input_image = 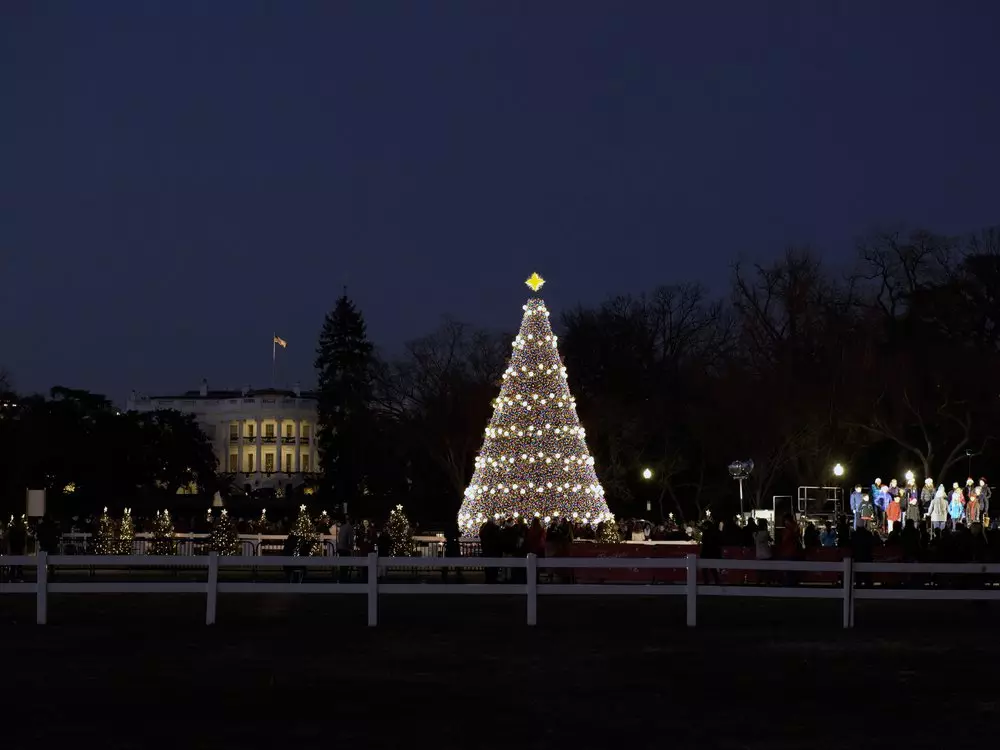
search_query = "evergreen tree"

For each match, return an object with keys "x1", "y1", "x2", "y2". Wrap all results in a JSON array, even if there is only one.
[
  {"x1": 116, "y1": 507, "x2": 135, "y2": 555},
  {"x1": 458, "y1": 273, "x2": 612, "y2": 533},
  {"x1": 291, "y1": 503, "x2": 319, "y2": 556},
  {"x1": 210, "y1": 509, "x2": 240, "y2": 555},
  {"x1": 149, "y1": 510, "x2": 176, "y2": 555},
  {"x1": 386, "y1": 504, "x2": 413, "y2": 556},
  {"x1": 94, "y1": 506, "x2": 117, "y2": 555},
  {"x1": 250, "y1": 507, "x2": 268, "y2": 533},
  {"x1": 315, "y1": 294, "x2": 376, "y2": 511},
  {"x1": 598, "y1": 516, "x2": 622, "y2": 543}
]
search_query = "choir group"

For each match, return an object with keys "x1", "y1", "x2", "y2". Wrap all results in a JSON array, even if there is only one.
[{"x1": 850, "y1": 476, "x2": 992, "y2": 533}]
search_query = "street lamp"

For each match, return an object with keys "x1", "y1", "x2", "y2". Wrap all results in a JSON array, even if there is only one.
[
  {"x1": 833, "y1": 463, "x2": 845, "y2": 478},
  {"x1": 641, "y1": 467, "x2": 653, "y2": 512},
  {"x1": 904, "y1": 470, "x2": 915, "y2": 484}
]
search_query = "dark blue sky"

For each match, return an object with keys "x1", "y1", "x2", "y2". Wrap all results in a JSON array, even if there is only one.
[{"x1": 3, "y1": 1, "x2": 998, "y2": 402}]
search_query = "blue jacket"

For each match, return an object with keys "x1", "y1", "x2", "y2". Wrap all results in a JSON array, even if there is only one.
[
  {"x1": 948, "y1": 496, "x2": 965, "y2": 520},
  {"x1": 875, "y1": 488, "x2": 890, "y2": 511},
  {"x1": 850, "y1": 491, "x2": 863, "y2": 513}
]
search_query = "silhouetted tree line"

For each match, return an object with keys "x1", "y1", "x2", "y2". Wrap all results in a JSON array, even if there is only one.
[
  {"x1": 0, "y1": 385, "x2": 217, "y2": 518},
  {"x1": 4, "y1": 226, "x2": 998, "y2": 525}
]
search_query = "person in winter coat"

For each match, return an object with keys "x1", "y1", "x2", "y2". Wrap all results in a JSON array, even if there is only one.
[
  {"x1": 871, "y1": 478, "x2": 884, "y2": 528},
  {"x1": 886, "y1": 495, "x2": 902, "y2": 533},
  {"x1": 920, "y1": 478, "x2": 936, "y2": 517},
  {"x1": 859, "y1": 493, "x2": 876, "y2": 530},
  {"x1": 904, "y1": 482, "x2": 922, "y2": 525},
  {"x1": 850, "y1": 485, "x2": 864, "y2": 528},
  {"x1": 967, "y1": 488, "x2": 984, "y2": 525},
  {"x1": 948, "y1": 485, "x2": 966, "y2": 526},
  {"x1": 929, "y1": 486, "x2": 949, "y2": 531},
  {"x1": 979, "y1": 478, "x2": 992, "y2": 525}
]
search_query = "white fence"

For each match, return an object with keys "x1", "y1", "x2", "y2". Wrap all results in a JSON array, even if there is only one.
[{"x1": 4, "y1": 553, "x2": 1000, "y2": 627}]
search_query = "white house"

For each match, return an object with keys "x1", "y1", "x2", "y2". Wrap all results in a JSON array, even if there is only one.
[{"x1": 126, "y1": 380, "x2": 320, "y2": 491}]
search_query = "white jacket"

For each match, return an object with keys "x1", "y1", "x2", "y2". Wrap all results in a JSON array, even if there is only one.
[{"x1": 929, "y1": 493, "x2": 949, "y2": 523}]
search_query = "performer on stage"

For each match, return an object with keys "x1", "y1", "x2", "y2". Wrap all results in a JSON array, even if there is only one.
[
  {"x1": 858, "y1": 493, "x2": 876, "y2": 530},
  {"x1": 929, "y1": 485, "x2": 948, "y2": 531},
  {"x1": 920, "y1": 478, "x2": 935, "y2": 518},
  {"x1": 904, "y1": 478, "x2": 921, "y2": 525},
  {"x1": 949, "y1": 483, "x2": 966, "y2": 526},
  {"x1": 850, "y1": 485, "x2": 864, "y2": 529}
]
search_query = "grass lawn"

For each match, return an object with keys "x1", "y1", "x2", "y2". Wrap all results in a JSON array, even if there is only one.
[{"x1": 2, "y1": 591, "x2": 999, "y2": 748}]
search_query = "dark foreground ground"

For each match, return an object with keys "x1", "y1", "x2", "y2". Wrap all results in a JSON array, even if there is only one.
[{"x1": 2, "y1": 593, "x2": 998, "y2": 749}]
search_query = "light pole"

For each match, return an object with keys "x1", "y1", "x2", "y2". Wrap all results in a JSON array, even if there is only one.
[
  {"x1": 833, "y1": 463, "x2": 845, "y2": 479},
  {"x1": 641, "y1": 467, "x2": 653, "y2": 515},
  {"x1": 728, "y1": 460, "x2": 754, "y2": 519}
]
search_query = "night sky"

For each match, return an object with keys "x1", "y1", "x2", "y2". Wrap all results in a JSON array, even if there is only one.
[{"x1": 3, "y1": 2, "x2": 998, "y2": 402}]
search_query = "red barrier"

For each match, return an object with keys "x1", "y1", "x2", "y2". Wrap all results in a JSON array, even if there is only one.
[{"x1": 569, "y1": 543, "x2": 696, "y2": 583}]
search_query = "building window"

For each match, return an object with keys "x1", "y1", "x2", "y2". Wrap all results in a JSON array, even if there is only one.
[
  {"x1": 265, "y1": 423, "x2": 275, "y2": 438},
  {"x1": 246, "y1": 454, "x2": 255, "y2": 473},
  {"x1": 229, "y1": 424, "x2": 238, "y2": 439},
  {"x1": 284, "y1": 453, "x2": 293, "y2": 473},
  {"x1": 229, "y1": 454, "x2": 238, "y2": 472},
  {"x1": 302, "y1": 424, "x2": 311, "y2": 439},
  {"x1": 265, "y1": 453, "x2": 275, "y2": 473},
  {"x1": 285, "y1": 423, "x2": 293, "y2": 438},
  {"x1": 302, "y1": 453, "x2": 311, "y2": 472},
  {"x1": 246, "y1": 423, "x2": 255, "y2": 438}
]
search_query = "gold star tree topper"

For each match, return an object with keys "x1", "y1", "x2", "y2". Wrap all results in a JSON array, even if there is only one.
[{"x1": 525, "y1": 272, "x2": 546, "y2": 293}]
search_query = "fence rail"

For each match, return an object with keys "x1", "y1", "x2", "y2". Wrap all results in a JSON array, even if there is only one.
[{"x1": 4, "y1": 553, "x2": 1000, "y2": 627}]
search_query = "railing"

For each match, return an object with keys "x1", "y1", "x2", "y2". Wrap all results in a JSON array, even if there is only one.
[{"x1": 4, "y1": 553, "x2": 1000, "y2": 627}]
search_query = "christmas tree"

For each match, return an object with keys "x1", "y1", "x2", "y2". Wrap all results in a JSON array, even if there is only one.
[
  {"x1": 250, "y1": 508, "x2": 268, "y2": 533},
  {"x1": 116, "y1": 508, "x2": 135, "y2": 555},
  {"x1": 387, "y1": 504, "x2": 413, "y2": 556},
  {"x1": 149, "y1": 510, "x2": 176, "y2": 555},
  {"x1": 458, "y1": 273, "x2": 612, "y2": 533},
  {"x1": 210, "y1": 509, "x2": 241, "y2": 555},
  {"x1": 291, "y1": 503, "x2": 319, "y2": 556},
  {"x1": 598, "y1": 515, "x2": 622, "y2": 543},
  {"x1": 94, "y1": 507, "x2": 117, "y2": 555}
]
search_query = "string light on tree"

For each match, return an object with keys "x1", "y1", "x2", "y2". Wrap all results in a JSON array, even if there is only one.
[
  {"x1": 116, "y1": 507, "x2": 135, "y2": 555},
  {"x1": 387, "y1": 504, "x2": 414, "y2": 556},
  {"x1": 292, "y1": 503, "x2": 319, "y2": 556},
  {"x1": 210, "y1": 509, "x2": 241, "y2": 555},
  {"x1": 95, "y1": 506, "x2": 116, "y2": 555},
  {"x1": 457, "y1": 273, "x2": 612, "y2": 533},
  {"x1": 149, "y1": 510, "x2": 176, "y2": 555}
]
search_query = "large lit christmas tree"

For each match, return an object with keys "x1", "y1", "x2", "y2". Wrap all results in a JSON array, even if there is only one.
[
  {"x1": 458, "y1": 273, "x2": 611, "y2": 534},
  {"x1": 116, "y1": 508, "x2": 135, "y2": 555},
  {"x1": 94, "y1": 507, "x2": 117, "y2": 555}
]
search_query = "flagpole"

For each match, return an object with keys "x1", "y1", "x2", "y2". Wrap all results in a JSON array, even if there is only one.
[{"x1": 272, "y1": 333, "x2": 276, "y2": 386}]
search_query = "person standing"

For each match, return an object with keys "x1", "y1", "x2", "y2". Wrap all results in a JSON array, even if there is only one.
[
  {"x1": 920, "y1": 478, "x2": 936, "y2": 519},
  {"x1": 978, "y1": 478, "x2": 992, "y2": 527},
  {"x1": 859, "y1": 493, "x2": 876, "y2": 530},
  {"x1": 904, "y1": 480, "x2": 922, "y2": 526},
  {"x1": 871, "y1": 478, "x2": 885, "y2": 530},
  {"x1": 948, "y1": 485, "x2": 965, "y2": 527},
  {"x1": 929, "y1": 485, "x2": 949, "y2": 531},
  {"x1": 850, "y1": 485, "x2": 864, "y2": 529},
  {"x1": 967, "y1": 488, "x2": 984, "y2": 526},
  {"x1": 336, "y1": 515, "x2": 355, "y2": 583}
]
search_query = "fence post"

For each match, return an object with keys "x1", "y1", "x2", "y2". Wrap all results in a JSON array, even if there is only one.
[
  {"x1": 36, "y1": 551, "x2": 48, "y2": 625},
  {"x1": 526, "y1": 554, "x2": 538, "y2": 626},
  {"x1": 685, "y1": 554, "x2": 697, "y2": 627},
  {"x1": 367, "y1": 553, "x2": 378, "y2": 627},
  {"x1": 206, "y1": 552, "x2": 219, "y2": 625},
  {"x1": 843, "y1": 556, "x2": 854, "y2": 628}
]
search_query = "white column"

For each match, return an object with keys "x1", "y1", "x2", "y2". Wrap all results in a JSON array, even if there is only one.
[
  {"x1": 255, "y1": 418, "x2": 262, "y2": 482},
  {"x1": 294, "y1": 418, "x2": 301, "y2": 473}
]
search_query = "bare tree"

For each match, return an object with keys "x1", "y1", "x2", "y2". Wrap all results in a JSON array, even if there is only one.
[{"x1": 377, "y1": 319, "x2": 510, "y2": 500}]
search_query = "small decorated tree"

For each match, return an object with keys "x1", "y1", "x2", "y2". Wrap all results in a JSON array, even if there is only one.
[
  {"x1": 598, "y1": 515, "x2": 622, "y2": 543},
  {"x1": 149, "y1": 510, "x2": 177, "y2": 555},
  {"x1": 94, "y1": 507, "x2": 117, "y2": 555},
  {"x1": 210, "y1": 509, "x2": 241, "y2": 555},
  {"x1": 116, "y1": 508, "x2": 135, "y2": 555},
  {"x1": 291, "y1": 503, "x2": 319, "y2": 556},
  {"x1": 387, "y1": 504, "x2": 413, "y2": 556},
  {"x1": 250, "y1": 508, "x2": 268, "y2": 533}
]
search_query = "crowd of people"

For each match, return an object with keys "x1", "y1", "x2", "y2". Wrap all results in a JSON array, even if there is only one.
[{"x1": 849, "y1": 476, "x2": 991, "y2": 532}]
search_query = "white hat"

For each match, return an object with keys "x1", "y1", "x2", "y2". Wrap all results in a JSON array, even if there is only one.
[{"x1": 925, "y1": 478, "x2": 933, "y2": 485}]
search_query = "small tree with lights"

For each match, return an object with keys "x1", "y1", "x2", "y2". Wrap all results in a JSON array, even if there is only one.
[
  {"x1": 598, "y1": 515, "x2": 622, "y2": 543},
  {"x1": 291, "y1": 503, "x2": 319, "y2": 556},
  {"x1": 387, "y1": 504, "x2": 413, "y2": 556},
  {"x1": 116, "y1": 508, "x2": 135, "y2": 555},
  {"x1": 94, "y1": 507, "x2": 117, "y2": 555},
  {"x1": 457, "y1": 273, "x2": 612, "y2": 533},
  {"x1": 250, "y1": 508, "x2": 268, "y2": 533},
  {"x1": 149, "y1": 509, "x2": 177, "y2": 555},
  {"x1": 210, "y1": 509, "x2": 241, "y2": 555}
]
